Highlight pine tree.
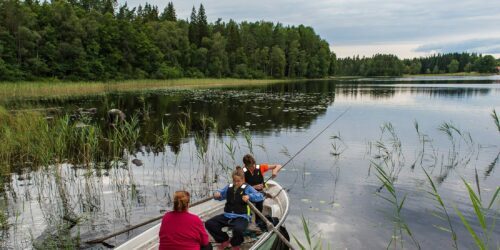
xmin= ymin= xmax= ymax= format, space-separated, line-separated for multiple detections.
xmin=197 ymin=4 xmax=209 ymax=47
xmin=188 ymin=6 xmax=198 ymax=46
xmin=161 ymin=2 xmax=176 ymax=21
xmin=102 ymin=0 xmax=116 ymax=14
xmin=226 ymin=20 xmax=240 ymax=52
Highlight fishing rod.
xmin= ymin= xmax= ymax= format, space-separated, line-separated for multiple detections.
xmin=86 ymin=106 xmax=350 ymax=245
xmin=264 ymin=106 xmax=351 ymax=184
xmin=85 ymin=196 xmax=213 ymax=245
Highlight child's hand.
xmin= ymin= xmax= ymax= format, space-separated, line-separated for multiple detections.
xmin=242 ymin=195 xmax=250 ymax=202
xmin=214 ymin=192 xmax=221 ymax=199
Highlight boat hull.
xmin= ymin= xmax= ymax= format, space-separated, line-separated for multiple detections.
xmin=116 ymin=180 xmax=290 ymax=250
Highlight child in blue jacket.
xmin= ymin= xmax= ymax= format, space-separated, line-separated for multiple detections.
xmin=205 ymin=166 xmax=264 ymax=250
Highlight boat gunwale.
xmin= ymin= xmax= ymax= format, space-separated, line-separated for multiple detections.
xmin=115 ymin=180 xmax=289 ymax=249
xmin=249 ymin=180 xmax=290 ymax=249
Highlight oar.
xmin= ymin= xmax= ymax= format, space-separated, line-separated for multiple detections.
xmin=87 ymin=107 xmax=350 ymax=245
xmin=246 ymin=200 xmax=296 ymax=250
xmin=85 ymin=196 xmax=214 ymax=244
xmin=264 ymin=106 xmax=351 ymax=184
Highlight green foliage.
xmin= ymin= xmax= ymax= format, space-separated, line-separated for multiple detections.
xmin=0 ymin=1 xmax=333 ymax=81
xmin=270 ymin=46 xmax=286 ymax=78
xmin=0 ymin=106 xmax=141 ymax=172
xmin=336 ymin=52 xmax=497 ymax=76
xmin=474 ymin=55 xmax=497 ymax=73
xmin=0 ymin=210 xmax=7 ymax=230
xmin=153 ymin=64 xmax=183 ymax=79
xmin=197 ymin=4 xmax=208 ymax=46
xmin=454 ymin=179 xmax=499 ymax=250
xmin=447 ymin=59 xmax=459 ymax=73
xmin=336 ymin=54 xmax=404 ymax=77
xmin=234 ymin=64 xmax=250 ymax=78
xmin=160 ymin=2 xmax=176 ymax=22
xmin=411 ymin=60 xmax=422 ymax=74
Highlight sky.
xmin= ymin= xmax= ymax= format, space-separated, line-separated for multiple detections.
xmin=120 ymin=0 xmax=500 ymax=59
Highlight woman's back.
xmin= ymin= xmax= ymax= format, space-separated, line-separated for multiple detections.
xmin=159 ymin=190 xmax=209 ymax=250
xmin=159 ymin=211 xmax=208 ymax=250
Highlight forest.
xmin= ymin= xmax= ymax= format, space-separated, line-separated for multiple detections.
xmin=0 ymin=0 xmax=334 ymax=80
xmin=335 ymin=53 xmax=499 ymax=76
xmin=0 ymin=0 xmax=498 ymax=81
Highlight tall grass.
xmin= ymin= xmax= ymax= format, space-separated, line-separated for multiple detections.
xmin=242 ymin=129 xmax=254 ymax=154
xmin=422 ymin=168 xmax=458 ymax=249
xmin=293 ymin=215 xmax=327 ymax=250
xmin=0 ymin=104 xmax=288 ymax=248
xmin=373 ymin=162 xmax=420 ymax=249
xmin=155 ymin=121 xmax=172 ymax=150
xmin=0 ymin=106 xmax=147 ymax=246
xmin=454 ymin=179 xmax=499 ymax=250
xmin=0 ymin=78 xmax=287 ymax=99
xmin=370 ymin=116 xmax=499 ymax=250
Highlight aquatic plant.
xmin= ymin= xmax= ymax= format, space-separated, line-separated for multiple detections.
xmin=371 ymin=117 xmax=499 ymax=250
xmin=0 ymin=79 xmax=286 ymax=99
xmin=454 ymin=178 xmax=499 ymax=250
xmin=223 ymin=128 xmax=237 ymax=164
xmin=155 ymin=121 xmax=172 ymax=149
xmin=0 ymin=209 xmax=8 ymax=230
xmin=372 ymin=161 xmax=420 ymax=249
xmin=242 ymin=129 xmax=253 ymax=154
xmin=492 ymin=109 xmax=500 ymax=132
xmin=422 ymin=168 xmax=458 ymax=249
xmin=329 ymin=132 xmax=347 ymax=156
xmin=293 ymin=215 xmax=327 ymax=250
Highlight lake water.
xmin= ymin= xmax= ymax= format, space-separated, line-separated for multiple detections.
xmin=1 ymin=76 xmax=499 ymax=249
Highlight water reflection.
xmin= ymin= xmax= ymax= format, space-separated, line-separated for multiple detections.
xmin=0 ymin=78 xmax=499 ymax=249
xmin=2 ymin=81 xmax=496 ymax=137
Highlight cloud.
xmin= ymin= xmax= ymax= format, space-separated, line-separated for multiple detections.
xmin=119 ymin=0 xmax=500 ymax=57
xmin=415 ymin=38 xmax=500 ymax=54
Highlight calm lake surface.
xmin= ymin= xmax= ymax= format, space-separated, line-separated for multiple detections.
xmin=1 ymin=76 xmax=499 ymax=249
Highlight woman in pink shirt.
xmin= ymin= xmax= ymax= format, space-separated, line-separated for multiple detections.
xmin=159 ymin=191 xmax=211 ymax=250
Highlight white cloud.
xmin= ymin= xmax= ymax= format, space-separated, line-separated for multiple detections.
xmin=415 ymin=37 xmax=500 ymax=56
xmin=332 ymin=42 xmax=427 ymax=58
xmin=120 ymin=0 xmax=500 ymax=58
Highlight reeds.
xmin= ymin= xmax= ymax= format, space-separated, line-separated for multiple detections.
xmin=369 ymin=115 xmax=500 ymax=250
xmin=0 ymin=78 xmax=287 ymax=99
xmin=329 ymin=132 xmax=346 ymax=156
xmin=492 ymin=109 xmax=500 ymax=132
xmin=422 ymin=168 xmax=458 ymax=249
xmin=155 ymin=121 xmax=172 ymax=150
xmin=372 ymin=161 xmax=420 ymax=249
xmin=454 ymin=178 xmax=499 ymax=250
xmin=293 ymin=215 xmax=326 ymax=250
xmin=0 ymin=103 xmax=286 ymax=248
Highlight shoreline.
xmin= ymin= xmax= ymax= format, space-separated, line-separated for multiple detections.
xmin=328 ymin=72 xmax=497 ymax=79
xmin=1 ymin=74 xmax=498 ymax=99
xmin=0 ymin=78 xmax=292 ymax=99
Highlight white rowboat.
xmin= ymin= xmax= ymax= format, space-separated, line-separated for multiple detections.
xmin=116 ymin=180 xmax=290 ymax=250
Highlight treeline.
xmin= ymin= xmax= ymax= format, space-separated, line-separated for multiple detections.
xmin=335 ymin=53 xmax=499 ymax=76
xmin=0 ymin=0 xmax=335 ymax=81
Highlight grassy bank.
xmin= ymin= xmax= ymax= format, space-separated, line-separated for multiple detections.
xmin=0 ymin=78 xmax=289 ymax=99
